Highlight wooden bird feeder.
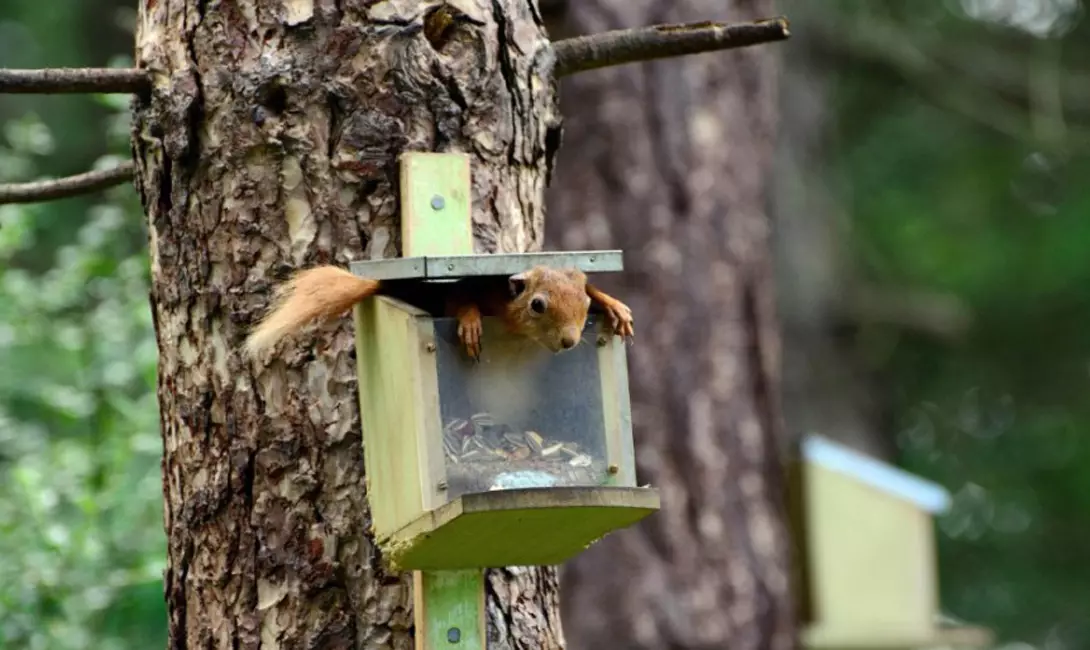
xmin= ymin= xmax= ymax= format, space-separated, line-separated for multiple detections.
xmin=352 ymin=153 xmax=659 ymax=577
xmin=351 ymin=251 xmax=658 ymax=571
xmin=789 ymin=434 xmax=992 ymax=650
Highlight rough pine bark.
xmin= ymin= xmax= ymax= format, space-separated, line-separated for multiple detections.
xmin=542 ymin=1 xmax=797 ymax=648
xmin=131 ymin=1 xmax=565 ymax=648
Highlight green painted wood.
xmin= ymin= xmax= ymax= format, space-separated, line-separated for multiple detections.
xmin=355 ymin=153 xmax=652 ymax=649
xmin=416 ymin=570 xmax=485 ymax=650
xmin=597 ymin=319 xmax=636 ymax=488
xmin=381 ymin=487 xmax=661 ymax=571
xmin=355 ymin=296 xmax=434 ymax=537
xmin=399 ymin=152 xmax=473 ymax=257
xmin=395 ymin=153 xmax=484 ymax=649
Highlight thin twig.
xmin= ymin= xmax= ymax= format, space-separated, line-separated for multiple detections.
xmin=0 ymin=161 xmax=136 ymax=205
xmin=553 ymin=17 xmax=790 ymax=77
xmin=807 ymin=17 xmax=1090 ymax=150
xmin=0 ymin=68 xmax=149 ymax=95
xmin=0 ymin=20 xmax=793 ymax=91
xmin=844 ymin=285 xmax=973 ymax=340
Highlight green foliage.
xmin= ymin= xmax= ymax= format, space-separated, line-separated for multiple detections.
xmin=0 ymin=106 xmax=167 ymax=648
xmin=826 ymin=2 xmax=1090 ymax=646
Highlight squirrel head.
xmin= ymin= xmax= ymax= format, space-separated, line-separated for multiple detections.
xmin=505 ymin=266 xmax=591 ymax=353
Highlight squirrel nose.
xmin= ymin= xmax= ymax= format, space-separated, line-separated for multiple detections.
xmin=560 ymin=336 xmax=577 ymax=349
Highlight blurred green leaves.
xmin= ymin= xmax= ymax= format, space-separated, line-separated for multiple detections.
xmin=820 ymin=1 xmax=1090 ymax=645
xmin=0 ymin=98 xmax=166 ymax=649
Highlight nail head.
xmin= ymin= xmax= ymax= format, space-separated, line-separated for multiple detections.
xmin=431 ymin=195 xmax=445 ymax=210
xmin=447 ymin=627 xmax=461 ymax=643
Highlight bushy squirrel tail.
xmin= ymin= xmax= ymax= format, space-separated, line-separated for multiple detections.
xmin=244 ymin=265 xmax=381 ymax=359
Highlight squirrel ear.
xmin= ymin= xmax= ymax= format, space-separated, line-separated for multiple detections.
xmin=508 ymin=272 xmax=528 ymax=297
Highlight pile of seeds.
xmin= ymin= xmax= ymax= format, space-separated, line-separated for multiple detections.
xmin=440 ymin=412 xmax=610 ymax=495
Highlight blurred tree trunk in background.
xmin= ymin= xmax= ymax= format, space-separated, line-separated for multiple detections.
xmin=132 ymin=1 xmax=564 ymax=648
xmin=771 ymin=0 xmax=892 ymax=459
xmin=543 ymin=1 xmax=797 ymax=649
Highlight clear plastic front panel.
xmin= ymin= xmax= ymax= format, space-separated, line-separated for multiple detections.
xmin=433 ymin=315 xmax=610 ymax=499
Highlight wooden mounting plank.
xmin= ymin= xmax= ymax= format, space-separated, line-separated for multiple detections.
xmin=396 ymin=152 xmax=485 ymax=649
xmin=399 ymin=152 xmax=473 ymax=257
xmin=414 ymin=570 xmax=486 ymax=650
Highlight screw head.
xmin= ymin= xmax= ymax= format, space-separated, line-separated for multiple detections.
xmin=597 ymin=335 xmax=609 ymax=347
xmin=426 ymin=342 xmax=437 ymax=353
xmin=431 ymin=195 xmax=445 ymax=210
xmin=447 ymin=627 xmax=461 ymax=643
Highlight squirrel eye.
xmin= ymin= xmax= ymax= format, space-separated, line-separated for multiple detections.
xmin=530 ymin=297 xmax=547 ymax=314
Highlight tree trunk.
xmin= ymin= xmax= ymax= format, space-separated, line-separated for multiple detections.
xmin=542 ymin=1 xmax=797 ymax=649
xmin=772 ymin=0 xmax=893 ymax=461
xmin=131 ymin=1 xmax=564 ymax=648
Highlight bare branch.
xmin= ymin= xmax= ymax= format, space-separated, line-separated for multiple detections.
xmin=844 ymin=285 xmax=973 ymax=341
xmin=0 ymin=68 xmax=149 ymax=95
xmin=553 ymin=17 xmax=790 ymax=77
xmin=0 ymin=161 xmax=135 ymax=205
xmin=806 ymin=14 xmax=1090 ymax=149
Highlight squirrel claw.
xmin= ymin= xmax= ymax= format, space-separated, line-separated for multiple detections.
xmin=457 ymin=316 xmax=483 ymax=361
xmin=604 ymin=304 xmax=635 ymax=340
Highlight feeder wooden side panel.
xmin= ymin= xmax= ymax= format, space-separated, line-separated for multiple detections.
xmin=597 ymin=329 xmax=636 ymax=487
xmin=355 ymin=296 xmax=434 ymax=537
xmin=805 ymin=464 xmax=938 ymax=637
xmin=414 ymin=320 xmax=447 ymax=512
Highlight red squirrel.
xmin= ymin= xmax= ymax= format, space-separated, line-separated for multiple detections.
xmin=243 ymin=264 xmax=635 ymax=360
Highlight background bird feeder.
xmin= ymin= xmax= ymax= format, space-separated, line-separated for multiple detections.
xmin=353 ymin=152 xmax=658 ymax=649
xmin=788 ymin=434 xmax=992 ymax=650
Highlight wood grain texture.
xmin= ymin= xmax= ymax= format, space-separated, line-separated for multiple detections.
xmin=542 ymin=0 xmax=797 ymax=648
xmin=132 ymin=1 xmax=565 ymax=648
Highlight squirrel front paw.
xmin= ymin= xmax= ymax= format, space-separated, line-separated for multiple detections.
xmin=456 ymin=309 xmax=483 ymax=361
xmin=597 ymin=296 xmax=632 ymax=340
xmin=586 ymin=285 xmax=635 ymax=340
xmin=604 ymin=301 xmax=635 ymax=339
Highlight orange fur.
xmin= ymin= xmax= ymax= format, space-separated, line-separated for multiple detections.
xmin=244 ymin=263 xmax=635 ymax=362
xmin=244 ymin=266 xmax=380 ymax=359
